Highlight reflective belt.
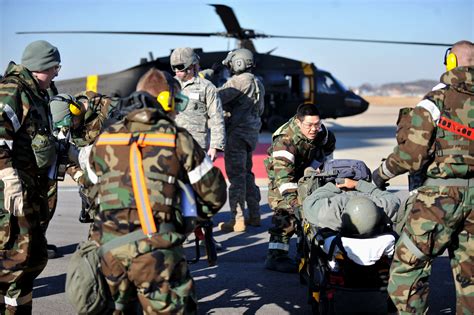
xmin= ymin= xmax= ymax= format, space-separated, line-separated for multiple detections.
xmin=96 ymin=132 xmax=176 ymax=237
xmin=399 ymin=232 xmax=427 ymax=261
xmin=438 ymin=116 xmax=474 ymax=140
xmin=424 ymin=178 xmax=474 ymax=187
xmin=130 ymin=141 xmax=156 ymax=235
xmin=268 ymin=242 xmax=290 ymax=251
xmin=96 ymin=132 xmax=176 ymax=147
xmin=0 ymin=292 xmax=33 ymax=306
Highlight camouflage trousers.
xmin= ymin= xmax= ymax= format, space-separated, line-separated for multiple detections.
xmin=90 ymin=209 xmax=196 ymax=315
xmin=224 ymin=132 xmax=261 ymax=221
xmin=267 ymin=208 xmax=297 ymax=257
xmin=388 ymin=185 xmax=474 ymax=314
xmin=40 ymin=180 xmax=58 ymax=234
xmin=0 ymin=173 xmax=49 ymax=314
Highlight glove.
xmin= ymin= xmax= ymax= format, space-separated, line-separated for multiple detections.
xmin=67 ymin=142 xmax=80 ymax=165
xmin=78 ymin=144 xmax=93 ymax=171
xmin=0 ymin=167 xmax=24 ymax=216
xmin=372 ymin=169 xmax=389 ymax=191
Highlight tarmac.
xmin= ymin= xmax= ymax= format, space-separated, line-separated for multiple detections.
xmin=34 ymin=105 xmax=455 ymax=314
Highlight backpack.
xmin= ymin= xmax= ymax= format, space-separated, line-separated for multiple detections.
xmin=65 ymin=230 xmax=145 ymax=314
xmin=65 ymin=240 xmax=110 ymax=315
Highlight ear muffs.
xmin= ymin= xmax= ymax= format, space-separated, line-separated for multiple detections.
xmin=157 ymin=72 xmax=176 ymax=112
xmin=156 ymin=72 xmax=189 ymax=112
xmin=157 ymin=90 xmax=174 ymax=112
xmin=69 ymin=101 xmax=82 ymax=116
xmin=52 ymin=95 xmax=83 ymax=116
xmin=444 ymin=48 xmax=458 ymax=71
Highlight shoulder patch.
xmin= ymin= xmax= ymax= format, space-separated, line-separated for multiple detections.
xmin=416 ymin=99 xmax=441 ymax=123
xmin=431 ymin=83 xmax=446 ymax=91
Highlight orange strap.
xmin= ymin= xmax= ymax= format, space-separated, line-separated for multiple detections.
xmin=438 ymin=117 xmax=474 ymax=141
xmin=96 ymin=132 xmax=176 ymax=146
xmin=97 ymin=132 xmax=176 ymax=236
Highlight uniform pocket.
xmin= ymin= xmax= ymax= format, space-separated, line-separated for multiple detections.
xmin=31 ymin=133 xmax=57 ymax=169
xmin=0 ymin=210 xmax=12 ymax=250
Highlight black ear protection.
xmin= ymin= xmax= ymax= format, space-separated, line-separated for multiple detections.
xmin=444 ymin=47 xmax=457 ymax=71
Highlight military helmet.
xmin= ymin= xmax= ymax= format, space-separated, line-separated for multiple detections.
xmin=341 ymin=196 xmax=382 ymax=236
xmin=170 ymin=47 xmax=199 ymax=71
xmin=222 ymin=48 xmax=254 ymax=73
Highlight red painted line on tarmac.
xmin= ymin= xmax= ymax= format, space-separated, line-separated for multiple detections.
xmin=214 ymin=143 xmax=270 ymax=179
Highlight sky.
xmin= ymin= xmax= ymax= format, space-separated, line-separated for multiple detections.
xmin=1 ymin=0 xmax=473 ymax=88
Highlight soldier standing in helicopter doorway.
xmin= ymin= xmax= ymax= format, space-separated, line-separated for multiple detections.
xmin=217 ymin=48 xmax=265 ymax=233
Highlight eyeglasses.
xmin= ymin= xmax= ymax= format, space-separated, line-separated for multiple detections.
xmin=171 ymin=64 xmax=187 ymax=72
xmin=301 ymin=121 xmax=322 ymax=130
xmin=53 ymin=64 xmax=61 ymax=74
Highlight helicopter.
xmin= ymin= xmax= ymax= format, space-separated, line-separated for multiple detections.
xmin=18 ymin=4 xmax=451 ymax=131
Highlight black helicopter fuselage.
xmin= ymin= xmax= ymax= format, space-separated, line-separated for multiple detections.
xmin=55 ymin=50 xmax=368 ymax=131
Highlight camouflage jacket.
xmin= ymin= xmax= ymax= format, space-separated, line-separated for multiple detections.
xmin=72 ymin=91 xmax=118 ymax=147
xmin=265 ymin=116 xmax=336 ymax=213
xmin=0 ymin=62 xmax=53 ymax=175
xmin=302 ymin=180 xmax=400 ymax=231
xmin=174 ymin=76 xmax=225 ymax=151
xmin=379 ymin=67 xmax=474 ymax=180
xmin=217 ymin=72 xmax=265 ymax=134
xmin=66 ymin=91 xmax=118 ymax=183
xmin=89 ymin=108 xmax=227 ymax=226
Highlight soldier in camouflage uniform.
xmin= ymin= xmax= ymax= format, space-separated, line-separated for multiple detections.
xmin=170 ymin=47 xmax=225 ymax=161
xmin=49 ymin=91 xmax=118 ymax=224
xmin=217 ymin=48 xmax=265 ymax=233
xmin=372 ymin=40 xmax=474 ymax=314
xmin=85 ymin=69 xmax=227 ymax=314
xmin=0 ymin=40 xmax=61 ymax=314
xmin=264 ymin=104 xmax=336 ymax=273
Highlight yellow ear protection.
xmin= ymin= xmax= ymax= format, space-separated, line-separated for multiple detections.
xmin=444 ymin=48 xmax=457 ymax=71
xmin=157 ymin=72 xmax=189 ymax=112
xmin=52 ymin=95 xmax=83 ymax=116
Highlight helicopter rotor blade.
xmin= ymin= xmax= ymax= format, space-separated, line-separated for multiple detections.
xmin=257 ymin=34 xmax=452 ymax=47
xmin=210 ymin=4 xmax=243 ymax=36
xmin=16 ymin=30 xmax=229 ymax=38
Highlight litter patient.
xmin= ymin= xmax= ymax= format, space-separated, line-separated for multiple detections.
xmin=302 ymin=172 xmax=401 ymax=266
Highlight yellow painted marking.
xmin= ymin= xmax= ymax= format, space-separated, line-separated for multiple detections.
xmin=86 ymin=75 xmax=98 ymax=92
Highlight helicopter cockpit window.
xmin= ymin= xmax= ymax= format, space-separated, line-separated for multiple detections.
xmin=316 ymin=72 xmax=339 ymax=94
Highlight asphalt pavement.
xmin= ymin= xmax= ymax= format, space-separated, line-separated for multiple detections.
xmin=32 ymin=105 xmax=456 ymax=314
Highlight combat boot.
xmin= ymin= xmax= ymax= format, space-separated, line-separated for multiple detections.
xmin=245 ymin=216 xmax=261 ymax=227
xmin=234 ymin=218 xmax=246 ymax=232
xmin=264 ymin=250 xmax=297 ymax=273
xmin=218 ymin=218 xmax=246 ymax=233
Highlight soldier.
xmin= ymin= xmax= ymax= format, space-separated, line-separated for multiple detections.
xmin=264 ymin=103 xmax=336 ymax=273
xmin=85 ymin=68 xmax=227 ymax=314
xmin=49 ymin=92 xmax=118 ymax=223
xmin=170 ymin=47 xmax=225 ymax=161
xmin=0 ymin=40 xmax=61 ymax=314
xmin=372 ymin=40 xmax=474 ymax=313
xmin=303 ymin=167 xmax=400 ymax=235
xmin=217 ymin=48 xmax=265 ymax=233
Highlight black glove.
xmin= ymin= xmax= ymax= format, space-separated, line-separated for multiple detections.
xmin=372 ymin=169 xmax=389 ymax=191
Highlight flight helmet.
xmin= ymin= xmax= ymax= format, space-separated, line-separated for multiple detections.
xmin=222 ymin=48 xmax=254 ymax=73
xmin=170 ymin=47 xmax=199 ymax=72
xmin=341 ymin=196 xmax=382 ymax=237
